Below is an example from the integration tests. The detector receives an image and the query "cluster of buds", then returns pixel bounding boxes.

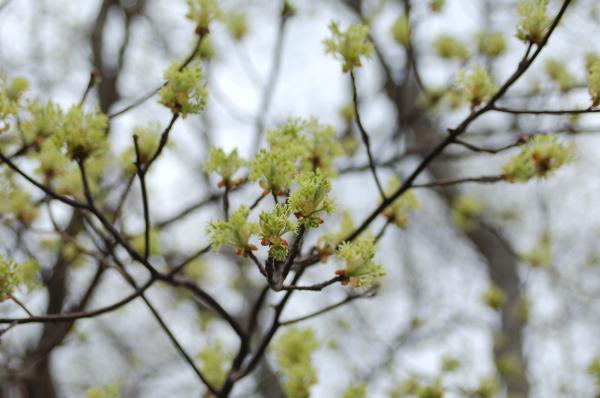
[336,236,384,289]
[159,62,207,117]
[204,147,247,189]
[323,22,373,73]
[259,204,296,260]
[206,206,258,257]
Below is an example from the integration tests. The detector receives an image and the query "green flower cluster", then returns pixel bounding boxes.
[476,31,507,58]
[390,378,444,398]
[21,101,63,145]
[472,377,500,398]
[451,196,483,232]
[0,256,19,302]
[544,58,576,92]
[259,204,296,260]
[383,177,419,229]
[516,0,550,44]
[186,0,249,41]
[250,118,343,195]
[481,283,506,310]
[288,171,335,228]
[53,156,108,199]
[456,65,496,107]
[430,0,445,13]
[224,12,248,41]
[336,236,385,288]
[197,341,230,388]
[0,187,38,224]
[250,148,296,195]
[587,56,600,107]
[502,134,574,182]
[0,76,28,128]
[324,22,373,73]
[521,232,552,268]
[85,384,120,398]
[588,357,600,393]
[159,62,208,117]
[391,14,411,48]
[433,34,469,62]
[52,106,108,160]
[204,147,246,187]
[186,0,220,32]
[207,206,258,256]
[496,352,525,382]
[273,327,320,398]
[343,384,367,398]
[267,118,343,176]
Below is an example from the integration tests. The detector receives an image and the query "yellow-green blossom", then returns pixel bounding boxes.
[224,12,248,41]
[343,384,367,398]
[267,118,343,176]
[259,204,296,260]
[186,0,220,32]
[430,0,445,13]
[250,148,296,195]
[544,58,576,92]
[21,101,63,145]
[85,384,120,398]
[588,357,600,390]
[383,177,419,228]
[288,171,335,228]
[324,22,373,73]
[476,31,507,58]
[298,121,343,175]
[587,57,600,107]
[207,206,258,256]
[0,187,38,224]
[55,106,108,160]
[433,34,469,61]
[0,76,28,126]
[516,0,550,44]
[451,196,483,232]
[481,283,506,310]
[502,134,574,182]
[456,65,496,107]
[204,147,246,187]
[336,236,384,288]
[0,256,19,302]
[473,376,500,398]
[521,232,552,268]
[197,341,231,388]
[496,352,525,382]
[391,14,411,47]
[159,62,208,117]
[273,327,320,398]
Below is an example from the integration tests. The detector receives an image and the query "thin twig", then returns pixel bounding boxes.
[491,105,599,115]
[9,294,34,317]
[133,135,152,260]
[280,288,377,326]
[411,175,505,189]
[281,275,345,291]
[350,70,386,200]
